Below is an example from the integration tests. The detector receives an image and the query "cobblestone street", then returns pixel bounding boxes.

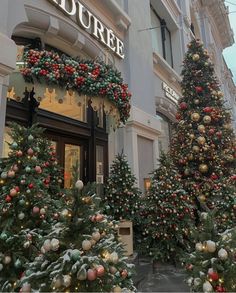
[132,255,189,292]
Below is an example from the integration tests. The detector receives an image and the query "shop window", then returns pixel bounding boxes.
[150,6,173,67]
[2,127,12,158]
[64,144,81,188]
[96,145,104,196]
[156,112,172,152]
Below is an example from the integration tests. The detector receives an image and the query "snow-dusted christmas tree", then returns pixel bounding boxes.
[20,164,136,292]
[0,123,63,291]
[183,212,236,292]
[103,152,141,223]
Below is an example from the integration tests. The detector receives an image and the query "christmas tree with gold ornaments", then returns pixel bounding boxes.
[183,212,236,292]
[20,164,136,292]
[0,123,63,291]
[171,38,236,230]
[137,153,195,263]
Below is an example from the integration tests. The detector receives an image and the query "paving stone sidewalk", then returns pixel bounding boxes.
[131,254,189,292]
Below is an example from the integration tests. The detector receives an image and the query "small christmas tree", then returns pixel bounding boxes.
[183,212,236,292]
[171,39,236,229]
[20,164,136,292]
[137,153,195,263]
[103,152,141,223]
[0,123,63,291]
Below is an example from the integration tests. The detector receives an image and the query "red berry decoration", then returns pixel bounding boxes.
[203,107,212,113]
[210,173,218,180]
[215,286,226,292]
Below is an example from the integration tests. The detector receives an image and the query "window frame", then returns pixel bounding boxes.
[150,5,174,67]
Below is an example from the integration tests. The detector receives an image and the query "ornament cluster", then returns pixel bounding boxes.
[21,49,131,123]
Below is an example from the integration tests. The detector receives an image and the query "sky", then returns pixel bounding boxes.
[223,0,236,84]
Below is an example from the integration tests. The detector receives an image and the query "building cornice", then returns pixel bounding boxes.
[201,0,234,49]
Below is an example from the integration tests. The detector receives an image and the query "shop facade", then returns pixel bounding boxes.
[0,0,235,193]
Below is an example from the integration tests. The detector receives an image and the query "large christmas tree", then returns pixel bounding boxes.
[20,165,136,292]
[0,123,63,291]
[103,152,141,223]
[171,39,236,229]
[137,153,195,263]
[183,212,236,292]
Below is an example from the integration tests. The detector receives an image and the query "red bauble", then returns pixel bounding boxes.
[27,148,34,156]
[215,286,226,292]
[95,214,104,222]
[179,102,188,110]
[87,269,97,281]
[203,107,212,113]
[209,128,215,135]
[195,86,203,93]
[35,166,42,174]
[96,265,105,277]
[28,183,34,189]
[10,188,17,197]
[16,150,23,157]
[14,186,20,192]
[208,271,219,281]
[33,206,40,214]
[120,269,128,278]
[175,113,181,120]
[5,195,12,202]
[210,173,218,180]
[216,131,222,138]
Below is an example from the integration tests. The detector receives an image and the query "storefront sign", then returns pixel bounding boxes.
[48,0,125,59]
[162,81,180,104]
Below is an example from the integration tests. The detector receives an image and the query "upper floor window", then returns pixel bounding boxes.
[150,6,173,67]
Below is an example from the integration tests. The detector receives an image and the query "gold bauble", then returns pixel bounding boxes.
[197,136,206,145]
[198,195,206,202]
[212,90,217,96]
[189,134,195,139]
[192,54,200,61]
[191,112,200,122]
[192,145,200,152]
[198,125,205,133]
[226,154,234,162]
[203,115,211,124]
[223,123,231,130]
[188,154,194,160]
[184,168,190,176]
[199,164,208,173]
[217,91,223,98]
[84,196,92,204]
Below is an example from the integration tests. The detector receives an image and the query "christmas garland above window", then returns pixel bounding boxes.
[21,49,131,124]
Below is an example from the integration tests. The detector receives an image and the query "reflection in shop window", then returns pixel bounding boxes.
[156,112,172,152]
[64,144,81,189]
[96,145,104,196]
[2,127,12,158]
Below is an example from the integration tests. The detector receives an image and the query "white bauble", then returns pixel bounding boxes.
[202,281,213,292]
[201,212,208,220]
[51,238,60,251]
[52,277,62,289]
[3,256,11,264]
[195,242,203,251]
[21,283,31,293]
[92,231,101,241]
[218,248,228,260]
[194,278,201,286]
[63,275,72,287]
[18,212,25,220]
[82,239,92,251]
[187,277,193,286]
[113,286,122,293]
[75,180,84,190]
[206,240,216,253]
[24,241,31,249]
[61,209,69,217]
[109,252,119,264]
[43,239,52,252]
